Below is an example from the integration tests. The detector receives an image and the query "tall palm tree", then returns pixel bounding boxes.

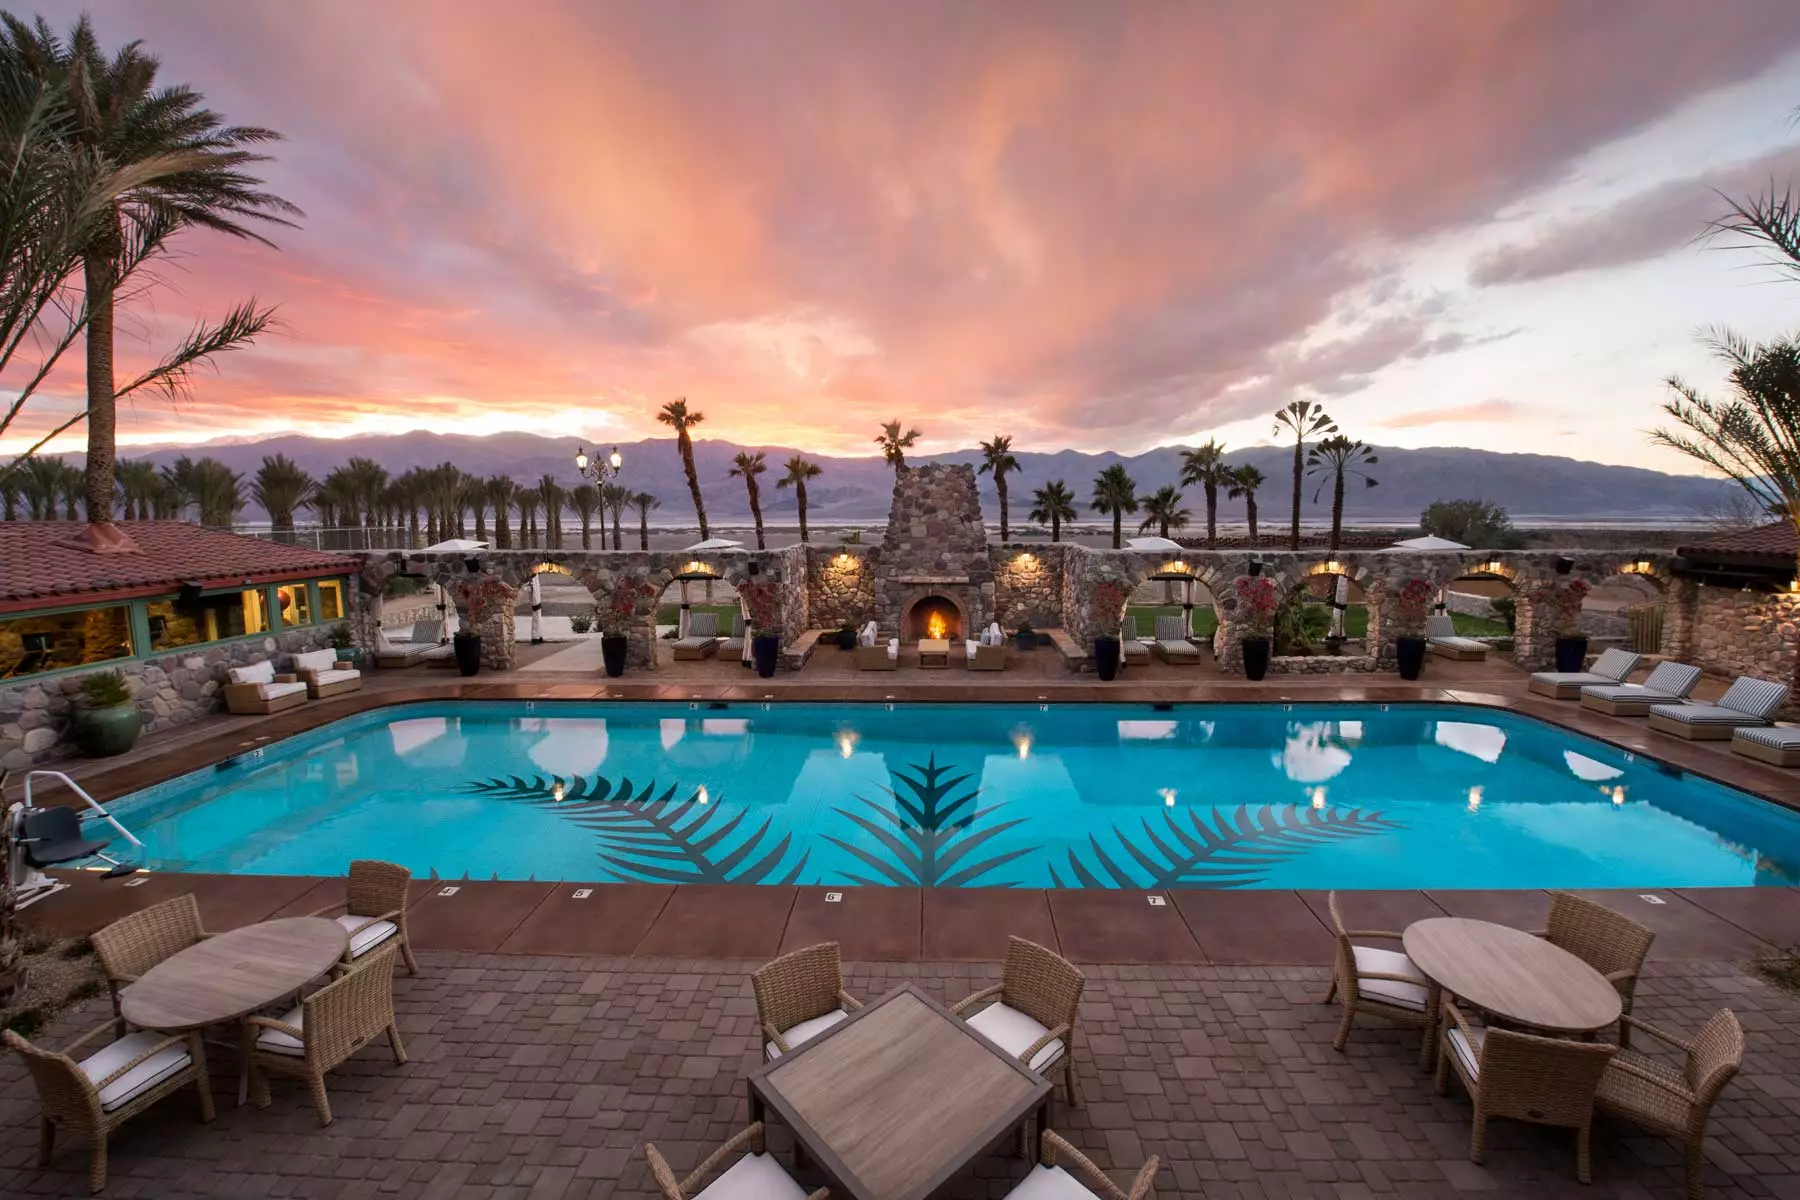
[977,434,1020,541]
[513,488,541,551]
[657,397,708,539]
[775,454,821,543]
[1178,439,1229,546]
[486,475,518,550]
[631,491,661,551]
[568,483,601,550]
[251,454,311,535]
[18,457,65,518]
[728,450,768,549]
[1273,400,1337,550]
[1029,480,1077,542]
[1091,464,1138,549]
[1137,484,1191,538]
[393,468,428,546]
[185,456,242,528]
[1226,464,1266,548]
[0,471,17,520]
[602,482,631,551]
[460,474,489,543]
[114,458,160,519]
[1306,435,1379,554]
[875,419,921,475]
[536,474,566,550]
[3,15,300,545]
[342,457,389,531]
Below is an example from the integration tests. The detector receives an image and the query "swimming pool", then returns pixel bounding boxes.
[108,701,1800,890]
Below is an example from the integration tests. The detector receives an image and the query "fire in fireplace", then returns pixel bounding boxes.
[908,596,961,641]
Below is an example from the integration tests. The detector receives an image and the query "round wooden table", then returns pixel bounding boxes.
[121,917,348,1103]
[1403,917,1621,1035]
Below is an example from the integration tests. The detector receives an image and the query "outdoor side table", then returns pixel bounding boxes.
[916,638,950,668]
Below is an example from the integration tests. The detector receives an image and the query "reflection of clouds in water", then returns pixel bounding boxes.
[661,719,686,750]
[1435,721,1507,764]
[525,718,608,776]
[1280,722,1352,783]
[1563,750,1624,782]
[700,719,749,735]
[1118,720,1178,740]
[387,717,466,770]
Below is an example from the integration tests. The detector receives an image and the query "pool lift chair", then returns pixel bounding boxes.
[3,770,143,910]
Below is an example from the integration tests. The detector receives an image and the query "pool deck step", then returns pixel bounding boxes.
[30,871,1798,967]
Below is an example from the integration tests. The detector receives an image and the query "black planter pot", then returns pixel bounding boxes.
[1555,634,1589,673]
[1395,635,1427,681]
[752,633,781,678]
[1093,635,1122,681]
[453,632,482,677]
[600,634,628,677]
[837,629,857,651]
[1015,631,1035,652]
[1241,635,1272,681]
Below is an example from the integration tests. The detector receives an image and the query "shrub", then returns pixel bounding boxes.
[569,612,594,634]
[1491,595,1517,632]
[327,622,354,648]
[79,670,131,708]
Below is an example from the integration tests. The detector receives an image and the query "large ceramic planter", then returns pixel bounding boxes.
[752,633,781,678]
[1555,635,1589,673]
[1093,635,1122,681]
[1015,631,1035,652]
[1396,635,1427,681]
[72,702,142,757]
[1241,635,1272,682]
[837,629,857,651]
[601,634,629,677]
[453,632,482,677]
[335,646,364,669]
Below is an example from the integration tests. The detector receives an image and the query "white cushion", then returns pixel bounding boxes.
[255,1004,307,1057]
[81,1031,191,1112]
[886,639,898,660]
[1447,1025,1486,1080]
[692,1151,811,1200]
[858,621,878,647]
[228,660,275,686]
[764,1008,849,1060]
[311,668,361,686]
[1003,1164,1096,1200]
[966,639,980,659]
[257,680,309,700]
[293,648,339,674]
[966,1001,1065,1072]
[337,914,398,957]
[1352,945,1429,1011]
[375,627,399,653]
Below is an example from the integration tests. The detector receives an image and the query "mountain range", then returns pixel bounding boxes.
[101,431,1739,526]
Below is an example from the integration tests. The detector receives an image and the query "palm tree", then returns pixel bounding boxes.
[460,474,489,543]
[1710,112,1800,282]
[1091,464,1138,549]
[3,16,300,543]
[1226,464,1266,547]
[1307,435,1379,554]
[728,451,768,549]
[536,474,566,550]
[393,469,428,545]
[1178,439,1229,546]
[1273,400,1337,550]
[1029,480,1077,542]
[114,458,160,519]
[486,476,518,549]
[1137,484,1191,538]
[18,457,65,518]
[631,491,661,551]
[978,434,1020,541]
[775,454,821,543]
[251,454,311,535]
[568,483,602,550]
[602,482,631,551]
[876,419,922,475]
[184,456,242,528]
[0,471,17,520]
[513,488,541,551]
[657,397,708,539]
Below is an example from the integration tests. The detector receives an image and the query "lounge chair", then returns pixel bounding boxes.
[1580,661,1703,716]
[1150,614,1200,665]
[1731,724,1800,766]
[1595,1009,1743,1200]
[1003,1131,1158,1200]
[853,620,897,670]
[645,1123,827,1200]
[374,619,442,669]
[1322,891,1435,1060]
[752,942,861,1061]
[293,648,362,699]
[966,621,1006,671]
[306,859,419,977]
[221,659,308,715]
[1120,620,1151,667]
[1426,613,1488,661]
[1648,676,1790,740]
[1528,648,1643,699]
[718,613,746,663]
[671,611,720,661]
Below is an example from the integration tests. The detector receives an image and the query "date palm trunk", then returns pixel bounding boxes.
[82,218,135,553]
[997,477,1009,541]
[1330,469,1345,555]
[679,433,708,539]
[1246,495,1259,547]
[795,480,809,543]
[1289,439,1303,551]
[1205,483,1217,546]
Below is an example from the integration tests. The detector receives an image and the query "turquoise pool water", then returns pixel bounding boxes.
[108,701,1800,890]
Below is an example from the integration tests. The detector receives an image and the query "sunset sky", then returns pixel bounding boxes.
[9,0,1800,471]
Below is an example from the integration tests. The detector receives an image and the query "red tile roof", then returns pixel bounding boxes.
[0,522,359,608]
[1676,521,1799,565]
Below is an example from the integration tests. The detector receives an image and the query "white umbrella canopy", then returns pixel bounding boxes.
[1381,535,1470,552]
[420,538,490,553]
[683,537,744,551]
[1125,536,1185,552]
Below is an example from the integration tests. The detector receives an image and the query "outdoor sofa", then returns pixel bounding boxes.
[293,648,363,699]
[1528,648,1643,700]
[1579,661,1702,716]
[374,619,443,669]
[1647,676,1789,740]
[1425,613,1488,662]
[222,659,309,715]
[853,621,897,670]
[966,622,1007,671]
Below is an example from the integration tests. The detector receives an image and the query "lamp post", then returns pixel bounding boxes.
[574,445,625,483]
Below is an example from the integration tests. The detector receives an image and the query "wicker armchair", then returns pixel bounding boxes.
[1001,1130,1158,1200]
[244,940,407,1126]
[1595,1010,1743,1199]
[5,1020,213,1193]
[90,894,209,1034]
[1322,891,1435,1059]
[306,859,418,976]
[1433,999,1617,1183]
[752,942,862,1061]
[645,1122,828,1200]
[952,936,1085,1106]
[1539,891,1655,1045]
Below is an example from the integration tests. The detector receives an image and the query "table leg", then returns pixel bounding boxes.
[747,1079,763,1127]
[237,1024,253,1107]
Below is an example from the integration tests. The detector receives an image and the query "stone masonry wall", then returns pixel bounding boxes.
[872,464,995,635]
[1690,585,1800,701]
[804,545,878,631]
[992,543,1069,631]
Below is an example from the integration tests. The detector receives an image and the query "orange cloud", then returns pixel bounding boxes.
[1376,400,1527,429]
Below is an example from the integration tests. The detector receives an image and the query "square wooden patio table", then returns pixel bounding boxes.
[747,983,1052,1200]
[916,638,950,668]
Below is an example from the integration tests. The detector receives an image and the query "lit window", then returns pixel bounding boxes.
[278,584,312,628]
[0,606,133,678]
[318,579,346,621]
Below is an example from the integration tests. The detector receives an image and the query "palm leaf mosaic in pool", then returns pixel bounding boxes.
[465,772,806,885]
[825,754,1033,887]
[1048,803,1403,890]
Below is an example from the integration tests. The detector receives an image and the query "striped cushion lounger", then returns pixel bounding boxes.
[1527,648,1643,700]
[1732,725,1800,767]
[1579,661,1703,716]
[1121,621,1151,666]
[1151,614,1200,665]
[1425,614,1487,662]
[671,612,721,660]
[1647,676,1790,740]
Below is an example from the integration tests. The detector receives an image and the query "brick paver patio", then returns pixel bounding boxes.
[2,953,1797,1198]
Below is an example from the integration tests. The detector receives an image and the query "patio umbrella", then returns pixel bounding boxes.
[529,574,543,644]
[683,537,744,551]
[1380,535,1469,552]
[419,538,490,553]
[1125,536,1184,552]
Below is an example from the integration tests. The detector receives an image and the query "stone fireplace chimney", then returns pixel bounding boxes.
[873,464,994,638]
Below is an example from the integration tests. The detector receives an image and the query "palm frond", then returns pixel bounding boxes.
[825,753,1031,887]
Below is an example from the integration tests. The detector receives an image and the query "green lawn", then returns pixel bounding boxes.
[654,603,739,625]
[1125,604,1508,640]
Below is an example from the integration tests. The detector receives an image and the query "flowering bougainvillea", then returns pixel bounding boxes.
[1550,577,1590,636]
[1392,577,1435,636]
[737,579,781,633]
[1233,575,1278,635]
[1090,580,1131,631]
[601,575,658,635]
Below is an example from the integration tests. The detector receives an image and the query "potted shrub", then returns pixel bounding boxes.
[1090,581,1130,680]
[600,577,653,677]
[328,623,362,669]
[1391,577,1433,681]
[740,580,783,678]
[837,623,858,651]
[1553,579,1591,672]
[1234,575,1278,681]
[71,669,142,757]
[452,628,482,676]
[1014,622,1035,651]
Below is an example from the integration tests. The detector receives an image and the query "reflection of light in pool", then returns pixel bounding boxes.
[836,730,858,758]
[1467,785,1483,813]
[1014,732,1032,760]
[1160,787,1176,807]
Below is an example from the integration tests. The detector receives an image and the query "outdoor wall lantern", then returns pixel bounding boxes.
[1246,557,1263,576]
[463,556,481,573]
[1554,555,1575,575]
